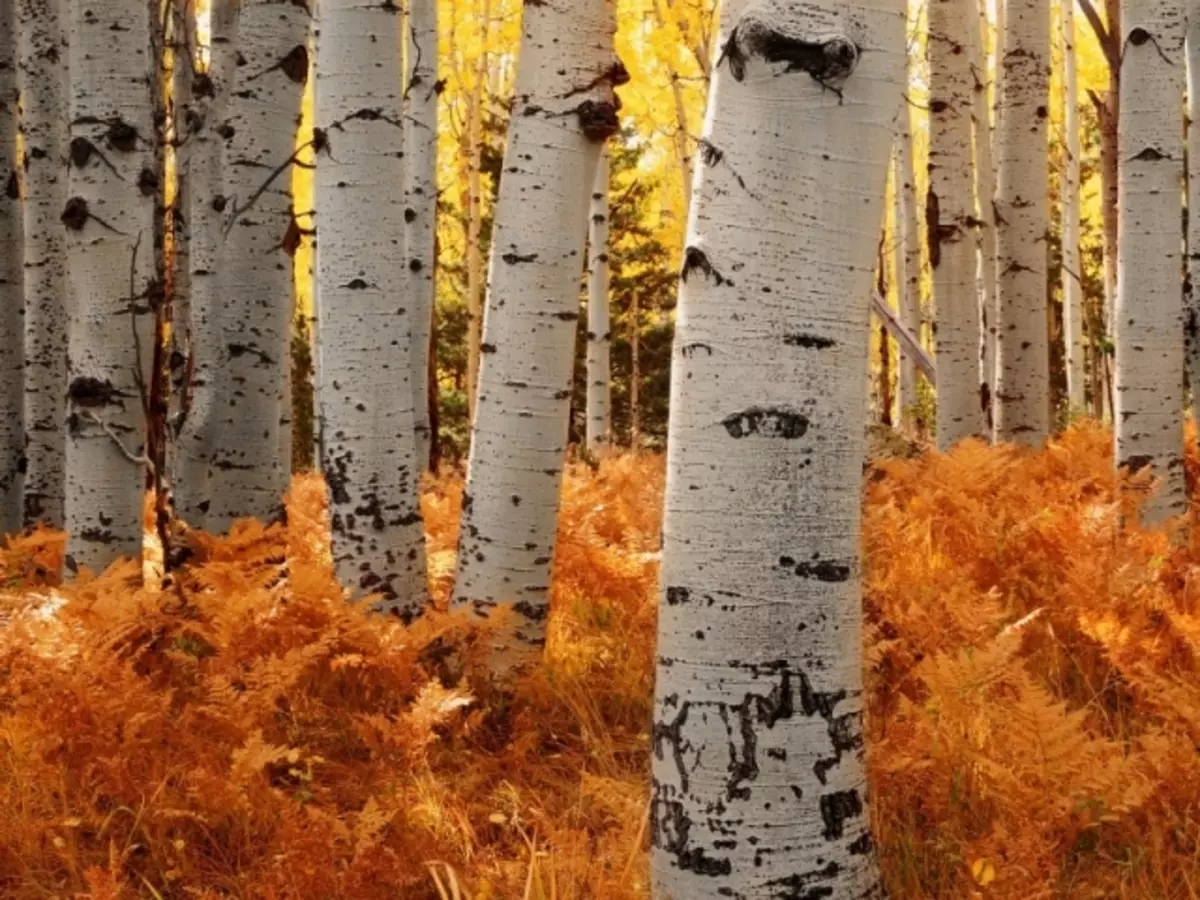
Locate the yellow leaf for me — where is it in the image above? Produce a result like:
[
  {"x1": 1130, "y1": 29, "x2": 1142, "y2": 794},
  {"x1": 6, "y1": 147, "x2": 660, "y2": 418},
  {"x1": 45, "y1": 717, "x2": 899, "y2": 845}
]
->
[{"x1": 971, "y1": 858, "x2": 996, "y2": 886}]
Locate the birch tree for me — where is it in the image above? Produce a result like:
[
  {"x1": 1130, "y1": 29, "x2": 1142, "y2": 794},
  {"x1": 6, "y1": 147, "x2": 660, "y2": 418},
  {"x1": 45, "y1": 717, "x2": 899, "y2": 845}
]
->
[
  {"x1": 970, "y1": 0, "x2": 998, "y2": 432},
  {"x1": 992, "y1": 0, "x2": 1050, "y2": 444},
  {"x1": 406, "y1": 0, "x2": 438, "y2": 468},
  {"x1": 586, "y1": 148, "x2": 612, "y2": 450},
  {"x1": 0, "y1": 0, "x2": 22, "y2": 536},
  {"x1": 928, "y1": 0, "x2": 981, "y2": 446},
  {"x1": 651, "y1": 0, "x2": 903, "y2": 896},
  {"x1": 205, "y1": 0, "x2": 310, "y2": 529},
  {"x1": 1186, "y1": 0, "x2": 1200, "y2": 421},
  {"x1": 896, "y1": 111, "x2": 923, "y2": 424},
  {"x1": 1115, "y1": 0, "x2": 1185, "y2": 523},
  {"x1": 315, "y1": 0, "x2": 428, "y2": 613},
  {"x1": 1061, "y1": 0, "x2": 1085, "y2": 413},
  {"x1": 62, "y1": 0, "x2": 156, "y2": 569},
  {"x1": 453, "y1": 0, "x2": 622, "y2": 663}
]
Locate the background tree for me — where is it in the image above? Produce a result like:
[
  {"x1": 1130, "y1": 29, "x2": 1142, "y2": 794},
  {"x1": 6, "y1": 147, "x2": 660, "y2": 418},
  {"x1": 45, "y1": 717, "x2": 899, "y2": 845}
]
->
[
  {"x1": 1061, "y1": 0, "x2": 1085, "y2": 413},
  {"x1": 586, "y1": 148, "x2": 612, "y2": 451},
  {"x1": 0, "y1": 0, "x2": 22, "y2": 535}
]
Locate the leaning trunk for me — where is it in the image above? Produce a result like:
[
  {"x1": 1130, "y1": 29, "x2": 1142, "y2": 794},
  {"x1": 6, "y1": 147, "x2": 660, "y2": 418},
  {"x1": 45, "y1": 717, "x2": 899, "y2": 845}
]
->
[
  {"x1": 62, "y1": 0, "x2": 156, "y2": 570},
  {"x1": 1061, "y1": 0, "x2": 1085, "y2": 414},
  {"x1": 929, "y1": 0, "x2": 982, "y2": 446},
  {"x1": 1114, "y1": 0, "x2": 1185, "y2": 523},
  {"x1": 16, "y1": 0, "x2": 68, "y2": 529},
  {"x1": 993, "y1": 0, "x2": 1051, "y2": 444},
  {"x1": 586, "y1": 148, "x2": 612, "y2": 451},
  {"x1": 650, "y1": 1, "x2": 903, "y2": 897},
  {"x1": 0, "y1": 0, "x2": 22, "y2": 535},
  {"x1": 453, "y1": 0, "x2": 620, "y2": 663},
  {"x1": 315, "y1": 0, "x2": 428, "y2": 613},
  {"x1": 206, "y1": 0, "x2": 310, "y2": 529}
]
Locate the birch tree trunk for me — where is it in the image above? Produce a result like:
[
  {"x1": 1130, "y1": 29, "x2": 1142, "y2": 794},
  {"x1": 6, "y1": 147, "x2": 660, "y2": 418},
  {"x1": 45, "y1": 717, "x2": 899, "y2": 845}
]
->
[
  {"x1": 173, "y1": 0, "x2": 238, "y2": 527},
  {"x1": 897, "y1": 111, "x2": 922, "y2": 425},
  {"x1": 464, "y1": 1, "x2": 490, "y2": 428},
  {"x1": 970, "y1": 0, "x2": 998, "y2": 433},
  {"x1": 0, "y1": 0, "x2": 23, "y2": 536},
  {"x1": 315, "y1": 0, "x2": 428, "y2": 613},
  {"x1": 1115, "y1": 0, "x2": 1185, "y2": 523},
  {"x1": 929, "y1": 0, "x2": 981, "y2": 446},
  {"x1": 406, "y1": 0, "x2": 437, "y2": 469},
  {"x1": 651, "y1": 1, "x2": 903, "y2": 896},
  {"x1": 1061, "y1": 0, "x2": 1085, "y2": 413},
  {"x1": 62, "y1": 0, "x2": 155, "y2": 570},
  {"x1": 586, "y1": 147, "x2": 612, "y2": 451},
  {"x1": 453, "y1": 0, "x2": 621, "y2": 663},
  {"x1": 206, "y1": 0, "x2": 310, "y2": 529},
  {"x1": 16, "y1": 0, "x2": 68, "y2": 528},
  {"x1": 1186, "y1": 0, "x2": 1200, "y2": 422},
  {"x1": 992, "y1": 0, "x2": 1050, "y2": 444}
]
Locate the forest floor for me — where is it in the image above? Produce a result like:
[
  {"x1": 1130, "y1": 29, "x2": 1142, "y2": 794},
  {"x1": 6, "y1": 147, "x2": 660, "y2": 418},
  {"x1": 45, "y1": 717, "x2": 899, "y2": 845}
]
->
[{"x1": 0, "y1": 423, "x2": 1199, "y2": 899}]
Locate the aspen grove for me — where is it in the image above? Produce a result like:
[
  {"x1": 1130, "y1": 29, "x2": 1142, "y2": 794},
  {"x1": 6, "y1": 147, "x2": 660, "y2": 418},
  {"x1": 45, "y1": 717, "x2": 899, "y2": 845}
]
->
[{"x1": 3, "y1": 0, "x2": 1200, "y2": 896}]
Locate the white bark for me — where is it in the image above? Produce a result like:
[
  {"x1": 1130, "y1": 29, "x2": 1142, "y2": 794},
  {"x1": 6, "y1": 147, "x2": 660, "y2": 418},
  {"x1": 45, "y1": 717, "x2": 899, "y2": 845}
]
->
[
  {"x1": 62, "y1": 0, "x2": 156, "y2": 570},
  {"x1": 586, "y1": 147, "x2": 612, "y2": 450},
  {"x1": 406, "y1": 0, "x2": 437, "y2": 469},
  {"x1": 1186, "y1": 0, "x2": 1200, "y2": 422},
  {"x1": 970, "y1": 0, "x2": 998, "y2": 433},
  {"x1": 651, "y1": 0, "x2": 903, "y2": 896},
  {"x1": 896, "y1": 110, "x2": 922, "y2": 421},
  {"x1": 1115, "y1": 0, "x2": 1185, "y2": 523},
  {"x1": 1061, "y1": 0, "x2": 1085, "y2": 413},
  {"x1": 173, "y1": 0, "x2": 238, "y2": 527},
  {"x1": 453, "y1": 0, "x2": 619, "y2": 661},
  {"x1": 0, "y1": 0, "x2": 23, "y2": 536},
  {"x1": 206, "y1": 0, "x2": 310, "y2": 529},
  {"x1": 993, "y1": 0, "x2": 1050, "y2": 444},
  {"x1": 315, "y1": 0, "x2": 428, "y2": 612},
  {"x1": 929, "y1": 0, "x2": 982, "y2": 446}
]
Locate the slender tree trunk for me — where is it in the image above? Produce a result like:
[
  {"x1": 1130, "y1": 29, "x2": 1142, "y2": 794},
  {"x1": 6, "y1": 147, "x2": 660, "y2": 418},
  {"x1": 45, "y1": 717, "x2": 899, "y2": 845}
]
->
[
  {"x1": 971, "y1": 0, "x2": 998, "y2": 433},
  {"x1": 1115, "y1": 0, "x2": 1185, "y2": 523},
  {"x1": 205, "y1": 0, "x2": 309, "y2": 529},
  {"x1": 62, "y1": 0, "x2": 156, "y2": 570},
  {"x1": 993, "y1": 0, "x2": 1050, "y2": 444},
  {"x1": 630, "y1": 290, "x2": 641, "y2": 447},
  {"x1": 0, "y1": 0, "x2": 23, "y2": 536},
  {"x1": 453, "y1": 0, "x2": 620, "y2": 663},
  {"x1": 315, "y1": 0, "x2": 428, "y2": 612},
  {"x1": 1186, "y1": 0, "x2": 1200, "y2": 422},
  {"x1": 586, "y1": 147, "x2": 612, "y2": 450},
  {"x1": 464, "y1": 0, "x2": 490, "y2": 427},
  {"x1": 929, "y1": 0, "x2": 982, "y2": 446},
  {"x1": 652, "y1": 0, "x2": 696, "y2": 219},
  {"x1": 407, "y1": 0, "x2": 437, "y2": 469},
  {"x1": 651, "y1": 2, "x2": 903, "y2": 896},
  {"x1": 16, "y1": 0, "x2": 68, "y2": 529},
  {"x1": 898, "y1": 115, "x2": 923, "y2": 426},
  {"x1": 1061, "y1": 0, "x2": 1085, "y2": 414}
]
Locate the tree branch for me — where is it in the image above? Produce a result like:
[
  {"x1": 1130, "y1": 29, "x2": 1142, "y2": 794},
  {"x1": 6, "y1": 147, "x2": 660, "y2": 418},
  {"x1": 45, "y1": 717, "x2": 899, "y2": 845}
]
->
[{"x1": 1076, "y1": 0, "x2": 1120, "y2": 71}]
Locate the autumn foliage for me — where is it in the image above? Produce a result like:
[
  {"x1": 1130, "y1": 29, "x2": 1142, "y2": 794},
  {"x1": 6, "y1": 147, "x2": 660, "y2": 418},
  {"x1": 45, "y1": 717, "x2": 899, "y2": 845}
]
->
[{"x1": 1, "y1": 426, "x2": 1200, "y2": 898}]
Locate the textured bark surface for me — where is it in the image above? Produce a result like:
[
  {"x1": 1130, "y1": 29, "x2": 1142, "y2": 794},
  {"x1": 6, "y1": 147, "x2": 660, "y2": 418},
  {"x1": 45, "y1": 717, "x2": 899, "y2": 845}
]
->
[
  {"x1": 586, "y1": 149, "x2": 612, "y2": 450},
  {"x1": 1061, "y1": 0, "x2": 1085, "y2": 413},
  {"x1": 896, "y1": 114, "x2": 922, "y2": 422},
  {"x1": 406, "y1": 0, "x2": 438, "y2": 469},
  {"x1": 970, "y1": 0, "x2": 997, "y2": 434},
  {"x1": 206, "y1": 0, "x2": 309, "y2": 529},
  {"x1": 63, "y1": 0, "x2": 155, "y2": 570},
  {"x1": 315, "y1": 0, "x2": 428, "y2": 614},
  {"x1": 928, "y1": 0, "x2": 981, "y2": 446},
  {"x1": 650, "y1": 0, "x2": 903, "y2": 897},
  {"x1": 453, "y1": 0, "x2": 619, "y2": 661},
  {"x1": 1115, "y1": 0, "x2": 1185, "y2": 523},
  {"x1": 1187, "y1": 0, "x2": 1200, "y2": 423},
  {"x1": 993, "y1": 0, "x2": 1050, "y2": 444},
  {"x1": 16, "y1": 0, "x2": 68, "y2": 529},
  {"x1": 0, "y1": 0, "x2": 23, "y2": 536}
]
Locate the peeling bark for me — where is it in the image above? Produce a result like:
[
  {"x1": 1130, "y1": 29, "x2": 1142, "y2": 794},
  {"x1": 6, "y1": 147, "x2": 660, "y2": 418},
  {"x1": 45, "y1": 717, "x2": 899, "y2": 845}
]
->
[
  {"x1": 0, "y1": 0, "x2": 23, "y2": 535},
  {"x1": 454, "y1": 0, "x2": 619, "y2": 665},
  {"x1": 1115, "y1": 0, "x2": 1186, "y2": 523},
  {"x1": 315, "y1": 0, "x2": 428, "y2": 613},
  {"x1": 651, "y1": 1, "x2": 902, "y2": 897},
  {"x1": 586, "y1": 148, "x2": 612, "y2": 450}
]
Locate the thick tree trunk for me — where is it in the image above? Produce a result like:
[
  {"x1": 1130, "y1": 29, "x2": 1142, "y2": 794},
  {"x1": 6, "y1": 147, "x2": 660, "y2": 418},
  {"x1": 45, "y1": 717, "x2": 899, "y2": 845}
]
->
[
  {"x1": 0, "y1": 0, "x2": 23, "y2": 536},
  {"x1": 16, "y1": 0, "x2": 68, "y2": 529},
  {"x1": 172, "y1": 0, "x2": 237, "y2": 527},
  {"x1": 586, "y1": 148, "x2": 612, "y2": 451},
  {"x1": 453, "y1": 0, "x2": 619, "y2": 663},
  {"x1": 971, "y1": 0, "x2": 998, "y2": 433},
  {"x1": 929, "y1": 0, "x2": 981, "y2": 446},
  {"x1": 63, "y1": 0, "x2": 156, "y2": 570},
  {"x1": 315, "y1": 0, "x2": 428, "y2": 613},
  {"x1": 1115, "y1": 0, "x2": 1185, "y2": 523},
  {"x1": 1186, "y1": 0, "x2": 1200, "y2": 422},
  {"x1": 993, "y1": 0, "x2": 1050, "y2": 444},
  {"x1": 407, "y1": 0, "x2": 437, "y2": 469},
  {"x1": 1061, "y1": 0, "x2": 1085, "y2": 414},
  {"x1": 205, "y1": 0, "x2": 309, "y2": 529},
  {"x1": 650, "y1": 1, "x2": 903, "y2": 897}
]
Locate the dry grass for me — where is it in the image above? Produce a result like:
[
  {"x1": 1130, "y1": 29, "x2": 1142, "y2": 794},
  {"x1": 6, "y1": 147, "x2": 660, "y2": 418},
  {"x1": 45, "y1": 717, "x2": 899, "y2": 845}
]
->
[{"x1": 0, "y1": 425, "x2": 1197, "y2": 898}]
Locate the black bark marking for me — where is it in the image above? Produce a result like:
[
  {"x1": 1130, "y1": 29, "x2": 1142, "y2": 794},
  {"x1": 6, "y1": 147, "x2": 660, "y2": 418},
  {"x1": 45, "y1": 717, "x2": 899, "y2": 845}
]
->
[
  {"x1": 792, "y1": 556, "x2": 852, "y2": 582},
  {"x1": 68, "y1": 377, "x2": 126, "y2": 408},
  {"x1": 4, "y1": 169, "x2": 18, "y2": 199},
  {"x1": 501, "y1": 251, "x2": 538, "y2": 265},
  {"x1": 1132, "y1": 147, "x2": 1166, "y2": 161},
  {"x1": 721, "y1": 17, "x2": 859, "y2": 97},
  {"x1": 666, "y1": 586, "x2": 692, "y2": 605},
  {"x1": 681, "y1": 246, "x2": 730, "y2": 286},
  {"x1": 681, "y1": 342, "x2": 713, "y2": 357},
  {"x1": 722, "y1": 406, "x2": 809, "y2": 439},
  {"x1": 819, "y1": 790, "x2": 863, "y2": 840},
  {"x1": 1124, "y1": 454, "x2": 1154, "y2": 474},
  {"x1": 849, "y1": 832, "x2": 873, "y2": 855},
  {"x1": 763, "y1": 861, "x2": 841, "y2": 899},
  {"x1": 784, "y1": 333, "x2": 836, "y2": 350}
]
